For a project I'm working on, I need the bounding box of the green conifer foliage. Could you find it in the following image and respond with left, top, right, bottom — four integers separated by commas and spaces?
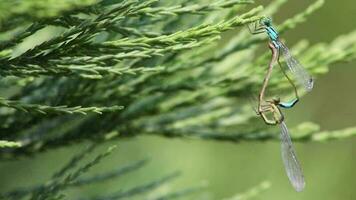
0, 0, 356, 198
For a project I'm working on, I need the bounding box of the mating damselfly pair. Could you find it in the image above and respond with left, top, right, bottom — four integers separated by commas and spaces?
249, 17, 314, 192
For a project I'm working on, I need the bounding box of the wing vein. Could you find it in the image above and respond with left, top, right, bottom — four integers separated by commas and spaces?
280, 121, 305, 192
278, 41, 314, 92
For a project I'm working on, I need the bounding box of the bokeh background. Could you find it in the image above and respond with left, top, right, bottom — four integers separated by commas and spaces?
0, 0, 355, 199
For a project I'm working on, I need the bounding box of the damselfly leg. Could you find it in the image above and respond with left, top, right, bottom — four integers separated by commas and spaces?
247, 19, 265, 34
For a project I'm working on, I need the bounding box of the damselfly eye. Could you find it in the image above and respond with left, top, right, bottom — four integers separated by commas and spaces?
261, 17, 272, 26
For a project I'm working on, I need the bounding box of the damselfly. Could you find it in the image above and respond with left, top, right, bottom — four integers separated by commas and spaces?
249, 17, 314, 92
257, 100, 305, 192
249, 17, 306, 192
258, 42, 299, 114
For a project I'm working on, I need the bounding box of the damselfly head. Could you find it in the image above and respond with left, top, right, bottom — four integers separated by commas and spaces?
266, 97, 280, 103
271, 98, 281, 105
256, 100, 284, 125
260, 17, 272, 26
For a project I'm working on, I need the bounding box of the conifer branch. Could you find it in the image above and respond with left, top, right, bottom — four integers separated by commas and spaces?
0, 140, 22, 148
87, 171, 181, 200
0, 98, 123, 115
30, 145, 117, 200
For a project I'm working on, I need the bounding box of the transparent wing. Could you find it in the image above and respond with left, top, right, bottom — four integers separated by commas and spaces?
279, 121, 305, 192
278, 41, 314, 92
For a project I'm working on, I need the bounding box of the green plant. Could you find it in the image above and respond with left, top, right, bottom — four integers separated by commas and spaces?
0, 0, 355, 199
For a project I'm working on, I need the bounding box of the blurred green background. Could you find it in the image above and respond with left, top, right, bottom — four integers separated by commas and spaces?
0, 0, 355, 199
